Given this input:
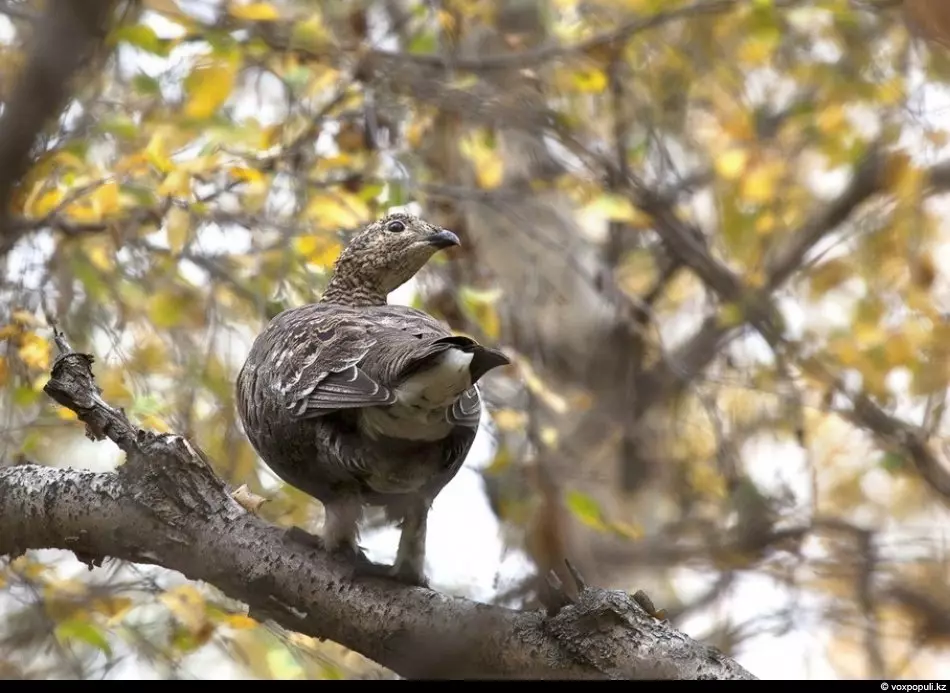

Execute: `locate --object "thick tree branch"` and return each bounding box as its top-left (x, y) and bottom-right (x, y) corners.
top-left (0, 0), bottom-right (116, 258)
top-left (0, 335), bottom-right (755, 680)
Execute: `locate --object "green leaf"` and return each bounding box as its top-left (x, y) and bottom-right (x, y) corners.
top-left (110, 24), bottom-right (171, 56)
top-left (565, 490), bottom-right (607, 530)
top-left (12, 385), bottom-right (41, 408)
top-left (385, 181), bottom-right (409, 208)
top-left (266, 647), bottom-right (306, 680)
top-left (96, 116), bottom-right (139, 140)
top-left (879, 452), bottom-right (905, 473)
top-left (132, 73), bottom-right (161, 96)
top-left (55, 619), bottom-right (112, 657)
top-left (408, 33), bottom-right (437, 55)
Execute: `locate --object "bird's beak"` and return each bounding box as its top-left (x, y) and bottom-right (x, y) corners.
top-left (427, 229), bottom-right (461, 249)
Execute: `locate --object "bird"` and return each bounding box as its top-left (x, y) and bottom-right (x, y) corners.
top-left (236, 211), bottom-right (511, 587)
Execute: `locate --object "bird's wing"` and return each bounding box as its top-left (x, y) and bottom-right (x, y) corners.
top-left (257, 304), bottom-right (508, 423)
top-left (262, 304), bottom-right (460, 419)
top-left (258, 305), bottom-right (394, 418)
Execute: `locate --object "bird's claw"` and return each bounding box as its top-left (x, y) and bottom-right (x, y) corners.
top-left (345, 549), bottom-right (429, 588)
top-left (387, 563), bottom-right (429, 588)
top-left (283, 525), bottom-right (323, 549)
top-left (282, 529), bottom-right (430, 587)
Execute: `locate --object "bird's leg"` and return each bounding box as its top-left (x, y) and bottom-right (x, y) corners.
top-left (322, 498), bottom-right (393, 577)
top-left (390, 500), bottom-right (430, 588)
top-left (323, 498), bottom-right (365, 557)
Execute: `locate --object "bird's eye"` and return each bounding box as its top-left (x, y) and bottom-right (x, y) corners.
top-left (386, 220), bottom-right (406, 233)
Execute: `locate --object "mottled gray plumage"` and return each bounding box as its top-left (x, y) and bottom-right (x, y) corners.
top-left (236, 212), bottom-right (510, 586)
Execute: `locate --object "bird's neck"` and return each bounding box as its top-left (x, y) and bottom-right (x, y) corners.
top-left (319, 272), bottom-right (388, 307)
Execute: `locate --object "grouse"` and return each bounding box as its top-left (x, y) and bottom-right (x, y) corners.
top-left (236, 212), bottom-right (510, 587)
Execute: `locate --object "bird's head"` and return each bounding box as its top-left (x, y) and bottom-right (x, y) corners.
top-left (321, 212), bottom-right (461, 305)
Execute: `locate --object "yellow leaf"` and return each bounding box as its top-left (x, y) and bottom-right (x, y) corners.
top-left (875, 76), bottom-right (905, 107)
top-left (816, 104), bottom-right (846, 135)
top-left (737, 34), bottom-right (779, 64)
top-left (229, 166), bottom-right (263, 184)
top-left (183, 55), bottom-right (239, 119)
top-left (142, 414), bottom-right (172, 433)
top-left (145, 131), bottom-right (173, 173)
top-left (55, 407), bottom-right (78, 421)
top-left (166, 207), bottom-right (191, 253)
top-left (160, 585), bottom-right (207, 635)
top-left (222, 613), bottom-right (258, 630)
top-left (92, 596), bottom-right (135, 626)
top-left (459, 286), bottom-right (503, 340)
top-left (99, 368), bottom-right (132, 404)
top-left (28, 188), bottom-right (64, 218)
top-left (304, 192), bottom-right (370, 229)
top-left (610, 520), bottom-right (644, 540)
top-left (91, 181), bottom-right (120, 218)
top-left (808, 258), bottom-right (852, 298)
top-left (267, 648), bottom-right (306, 680)
top-left (148, 288), bottom-right (204, 329)
top-left (294, 234), bottom-right (342, 268)
top-left (884, 152), bottom-right (924, 203)
top-left (717, 303), bottom-right (745, 328)
top-left (158, 169), bottom-right (191, 197)
top-left (689, 462), bottom-right (727, 498)
top-left (0, 356), bottom-right (7, 386)
top-left (63, 203), bottom-right (101, 224)
top-left (516, 357), bottom-right (569, 414)
top-left (290, 15), bottom-right (331, 52)
top-left (18, 333), bottom-right (50, 371)
top-left (582, 194), bottom-right (652, 227)
top-left (53, 151), bottom-right (87, 170)
top-left (884, 333), bottom-right (914, 367)
top-left (493, 408), bottom-right (527, 432)
top-left (459, 133), bottom-right (504, 190)
top-left (715, 149), bottom-right (749, 180)
top-left (617, 249), bottom-right (657, 295)
top-left (228, 2), bottom-right (279, 21)
top-left (179, 154), bottom-right (220, 175)
top-left (740, 160), bottom-right (782, 203)
top-left (11, 310), bottom-right (37, 326)
top-left (572, 68), bottom-right (607, 93)
top-left (86, 242), bottom-right (113, 271)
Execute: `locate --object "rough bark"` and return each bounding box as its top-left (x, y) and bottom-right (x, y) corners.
top-left (0, 335), bottom-right (756, 680)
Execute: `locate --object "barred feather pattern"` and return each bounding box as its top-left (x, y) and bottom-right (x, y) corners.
top-left (235, 212), bottom-right (510, 584)
top-left (237, 303), bottom-right (505, 504)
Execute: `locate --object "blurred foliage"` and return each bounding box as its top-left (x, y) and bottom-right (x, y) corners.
top-left (3, 0), bottom-right (950, 681)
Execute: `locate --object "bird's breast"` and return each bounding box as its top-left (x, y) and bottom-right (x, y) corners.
top-left (358, 348), bottom-right (475, 442)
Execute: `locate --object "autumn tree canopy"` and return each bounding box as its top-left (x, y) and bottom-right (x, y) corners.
top-left (2, 0), bottom-right (950, 680)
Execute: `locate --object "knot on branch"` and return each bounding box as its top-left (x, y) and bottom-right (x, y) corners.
top-left (42, 329), bottom-right (235, 520)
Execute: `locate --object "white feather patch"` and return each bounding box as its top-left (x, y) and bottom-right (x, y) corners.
top-left (359, 348), bottom-right (474, 441)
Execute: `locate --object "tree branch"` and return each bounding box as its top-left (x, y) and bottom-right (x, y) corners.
top-left (0, 334), bottom-right (756, 680)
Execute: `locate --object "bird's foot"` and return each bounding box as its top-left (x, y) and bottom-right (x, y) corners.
top-left (386, 562), bottom-right (429, 589)
top-left (282, 528), bottom-right (430, 587)
top-left (283, 525), bottom-right (322, 549)
top-left (347, 555), bottom-right (429, 588)
top-left (342, 550), bottom-right (429, 588)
